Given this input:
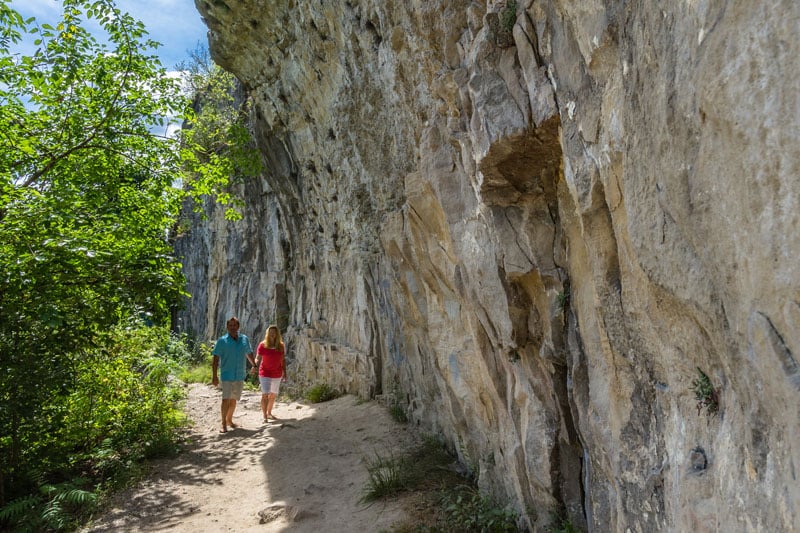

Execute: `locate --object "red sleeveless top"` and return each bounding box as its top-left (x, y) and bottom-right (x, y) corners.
top-left (257, 342), bottom-right (284, 378)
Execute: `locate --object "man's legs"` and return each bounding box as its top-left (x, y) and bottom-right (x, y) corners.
top-left (225, 399), bottom-right (238, 428)
top-left (220, 398), bottom-right (232, 432)
top-left (219, 381), bottom-right (243, 431)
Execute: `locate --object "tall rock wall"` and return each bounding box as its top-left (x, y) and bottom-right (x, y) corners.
top-left (177, 0), bottom-right (800, 530)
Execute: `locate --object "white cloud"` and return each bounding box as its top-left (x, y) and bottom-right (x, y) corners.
top-left (10, 0), bottom-right (60, 20)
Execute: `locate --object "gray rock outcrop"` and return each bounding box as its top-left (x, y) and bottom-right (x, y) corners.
top-left (176, 0), bottom-right (800, 530)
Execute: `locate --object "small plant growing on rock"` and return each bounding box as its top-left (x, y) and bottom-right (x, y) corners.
top-left (556, 291), bottom-right (568, 311)
top-left (501, 0), bottom-right (518, 32)
top-left (489, 0), bottom-right (518, 48)
top-left (556, 280), bottom-right (571, 312)
top-left (691, 368), bottom-right (720, 418)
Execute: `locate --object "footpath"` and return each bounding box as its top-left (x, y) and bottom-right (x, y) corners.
top-left (84, 383), bottom-right (418, 532)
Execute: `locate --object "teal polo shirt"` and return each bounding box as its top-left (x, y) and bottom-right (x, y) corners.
top-left (212, 333), bottom-right (253, 381)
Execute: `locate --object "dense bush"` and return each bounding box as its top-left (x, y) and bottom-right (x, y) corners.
top-left (0, 319), bottom-right (190, 531)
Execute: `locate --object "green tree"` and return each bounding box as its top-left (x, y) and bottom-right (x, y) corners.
top-left (0, 0), bottom-right (263, 518)
top-left (0, 0), bottom-right (187, 510)
top-left (178, 42), bottom-right (262, 220)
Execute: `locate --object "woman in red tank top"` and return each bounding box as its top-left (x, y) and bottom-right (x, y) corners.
top-left (255, 325), bottom-right (286, 422)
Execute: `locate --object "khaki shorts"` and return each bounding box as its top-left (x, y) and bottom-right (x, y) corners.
top-left (220, 380), bottom-right (244, 400)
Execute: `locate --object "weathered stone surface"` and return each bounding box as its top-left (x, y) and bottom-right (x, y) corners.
top-left (178, 0), bottom-right (800, 530)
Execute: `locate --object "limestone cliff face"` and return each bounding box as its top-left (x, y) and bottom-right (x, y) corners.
top-left (178, 0), bottom-right (800, 530)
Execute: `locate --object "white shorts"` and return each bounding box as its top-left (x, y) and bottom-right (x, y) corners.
top-left (259, 377), bottom-right (281, 395)
top-left (220, 380), bottom-right (244, 400)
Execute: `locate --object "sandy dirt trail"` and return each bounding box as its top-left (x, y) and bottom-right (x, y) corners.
top-left (84, 383), bottom-right (419, 532)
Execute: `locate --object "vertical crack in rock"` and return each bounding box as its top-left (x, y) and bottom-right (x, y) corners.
top-left (477, 108), bottom-right (589, 526)
top-left (748, 311), bottom-right (800, 391)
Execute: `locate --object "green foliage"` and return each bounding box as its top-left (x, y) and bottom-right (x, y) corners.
top-left (176, 43), bottom-right (263, 221)
top-left (1, 2), bottom-right (185, 189)
top-left (57, 321), bottom-right (187, 460)
top-left (179, 354), bottom-right (213, 384)
top-left (0, 1), bottom-right (260, 518)
top-left (361, 451), bottom-right (407, 502)
top-left (0, 2), bottom-right (265, 530)
top-left (244, 369), bottom-right (261, 391)
top-left (547, 515), bottom-right (579, 533)
top-left (176, 336), bottom-right (215, 384)
top-left (691, 367), bottom-right (720, 418)
top-left (0, 2), bottom-right (262, 527)
top-left (376, 437), bottom-right (523, 532)
top-left (0, 494), bottom-right (40, 530)
top-left (304, 383), bottom-right (339, 403)
top-left (367, 438), bottom-right (520, 532)
top-left (361, 437), bottom-right (451, 504)
top-left (0, 0), bottom-right (187, 346)
top-left (0, 319), bottom-right (188, 531)
top-left (500, 0), bottom-right (518, 32)
top-left (556, 280), bottom-right (571, 311)
top-left (439, 486), bottom-right (519, 532)
top-left (556, 291), bottom-right (568, 311)
top-left (0, 479), bottom-right (97, 533)
top-left (0, 0), bottom-right (190, 513)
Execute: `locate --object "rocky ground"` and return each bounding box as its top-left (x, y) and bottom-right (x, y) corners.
top-left (83, 383), bottom-right (423, 532)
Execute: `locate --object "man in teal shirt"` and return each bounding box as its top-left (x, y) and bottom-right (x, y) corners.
top-left (211, 317), bottom-right (255, 432)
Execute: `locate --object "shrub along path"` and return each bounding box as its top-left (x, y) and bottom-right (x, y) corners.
top-left (83, 383), bottom-right (419, 532)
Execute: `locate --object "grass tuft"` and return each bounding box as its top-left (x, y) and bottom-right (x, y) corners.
top-left (366, 436), bottom-right (521, 532)
top-left (304, 382), bottom-right (339, 403)
top-left (178, 359), bottom-right (212, 384)
top-left (361, 451), bottom-right (408, 502)
top-left (389, 403), bottom-right (408, 423)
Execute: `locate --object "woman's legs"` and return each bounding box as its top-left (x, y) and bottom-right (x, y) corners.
top-left (266, 392), bottom-right (277, 418)
top-left (260, 393), bottom-right (268, 420)
top-left (259, 376), bottom-right (271, 421)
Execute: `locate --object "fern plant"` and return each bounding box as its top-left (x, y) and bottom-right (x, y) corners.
top-left (0, 494), bottom-right (42, 531)
top-left (0, 480), bottom-right (96, 532)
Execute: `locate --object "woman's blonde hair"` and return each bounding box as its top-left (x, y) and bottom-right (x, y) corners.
top-left (263, 325), bottom-right (284, 349)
